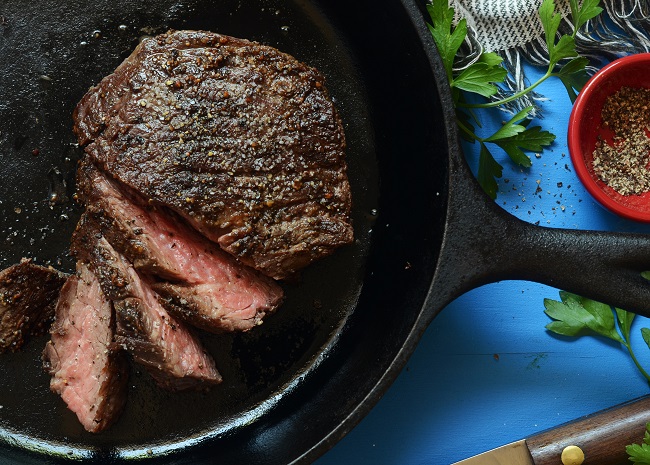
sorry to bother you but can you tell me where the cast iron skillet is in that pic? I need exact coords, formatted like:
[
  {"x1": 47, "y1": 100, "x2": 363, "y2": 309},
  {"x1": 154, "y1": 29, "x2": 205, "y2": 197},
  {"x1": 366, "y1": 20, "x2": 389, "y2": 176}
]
[{"x1": 2, "y1": 0, "x2": 650, "y2": 464}]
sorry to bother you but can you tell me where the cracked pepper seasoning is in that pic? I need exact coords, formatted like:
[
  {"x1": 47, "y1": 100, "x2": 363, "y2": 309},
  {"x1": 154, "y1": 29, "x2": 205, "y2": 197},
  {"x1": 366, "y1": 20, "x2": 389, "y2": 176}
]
[{"x1": 592, "y1": 86, "x2": 650, "y2": 195}]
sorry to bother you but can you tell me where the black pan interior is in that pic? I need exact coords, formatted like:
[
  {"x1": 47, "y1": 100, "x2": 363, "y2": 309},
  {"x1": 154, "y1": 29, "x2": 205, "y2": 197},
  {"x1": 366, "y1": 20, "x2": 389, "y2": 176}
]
[{"x1": 0, "y1": 1, "x2": 448, "y2": 463}]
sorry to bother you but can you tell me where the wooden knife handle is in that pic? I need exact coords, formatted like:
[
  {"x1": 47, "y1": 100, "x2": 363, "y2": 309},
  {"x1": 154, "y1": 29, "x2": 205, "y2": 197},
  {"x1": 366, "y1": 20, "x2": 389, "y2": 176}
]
[{"x1": 527, "y1": 395, "x2": 650, "y2": 465}]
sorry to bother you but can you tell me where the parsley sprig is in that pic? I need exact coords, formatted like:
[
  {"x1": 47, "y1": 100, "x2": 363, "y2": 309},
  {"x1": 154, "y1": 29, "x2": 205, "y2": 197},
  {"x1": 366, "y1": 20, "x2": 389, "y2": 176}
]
[
  {"x1": 426, "y1": 0, "x2": 602, "y2": 198},
  {"x1": 544, "y1": 291, "x2": 650, "y2": 383}
]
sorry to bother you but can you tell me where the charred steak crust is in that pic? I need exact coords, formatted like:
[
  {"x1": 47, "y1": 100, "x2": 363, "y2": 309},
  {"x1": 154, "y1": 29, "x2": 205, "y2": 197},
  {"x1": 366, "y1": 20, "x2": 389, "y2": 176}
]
[
  {"x1": 73, "y1": 30, "x2": 353, "y2": 280},
  {"x1": 0, "y1": 259, "x2": 68, "y2": 352},
  {"x1": 71, "y1": 213, "x2": 133, "y2": 302},
  {"x1": 43, "y1": 264, "x2": 129, "y2": 433}
]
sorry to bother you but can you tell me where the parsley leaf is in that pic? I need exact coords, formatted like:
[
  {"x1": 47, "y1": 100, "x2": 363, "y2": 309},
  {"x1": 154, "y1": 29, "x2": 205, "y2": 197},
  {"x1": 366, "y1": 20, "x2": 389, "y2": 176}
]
[
  {"x1": 477, "y1": 142, "x2": 502, "y2": 200},
  {"x1": 539, "y1": 0, "x2": 579, "y2": 66},
  {"x1": 618, "y1": 308, "x2": 636, "y2": 338},
  {"x1": 495, "y1": 126, "x2": 556, "y2": 167},
  {"x1": 643, "y1": 328, "x2": 650, "y2": 350},
  {"x1": 453, "y1": 61, "x2": 508, "y2": 97},
  {"x1": 628, "y1": 423, "x2": 650, "y2": 464},
  {"x1": 570, "y1": 0, "x2": 603, "y2": 32},
  {"x1": 539, "y1": 0, "x2": 564, "y2": 63},
  {"x1": 556, "y1": 56, "x2": 590, "y2": 103},
  {"x1": 544, "y1": 291, "x2": 623, "y2": 342},
  {"x1": 426, "y1": 2, "x2": 466, "y2": 82},
  {"x1": 484, "y1": 107, "x2": 532, "y2": 141},
  {"x1": 483, "y1": 107, "x2": 556, "y2": 167},
  {"x1": 456, "y1": 108, "x2": 477, "y2": 143},
  {"x1": 544, "y1": 289, "x2": 650, "y2": 384}
]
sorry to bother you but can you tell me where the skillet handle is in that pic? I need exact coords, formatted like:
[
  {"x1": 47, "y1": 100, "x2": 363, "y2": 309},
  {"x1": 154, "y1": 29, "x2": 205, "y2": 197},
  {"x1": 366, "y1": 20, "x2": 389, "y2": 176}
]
[{"x1": 431, "y1": 139, "x2": 650, "y2": 318}]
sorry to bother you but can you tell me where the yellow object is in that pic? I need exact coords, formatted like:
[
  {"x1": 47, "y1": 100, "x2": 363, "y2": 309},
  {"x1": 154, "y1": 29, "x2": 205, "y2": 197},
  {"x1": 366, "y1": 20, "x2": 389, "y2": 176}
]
[{"x1": 561, "y1": 445, "x2": 585, "y2": 465}]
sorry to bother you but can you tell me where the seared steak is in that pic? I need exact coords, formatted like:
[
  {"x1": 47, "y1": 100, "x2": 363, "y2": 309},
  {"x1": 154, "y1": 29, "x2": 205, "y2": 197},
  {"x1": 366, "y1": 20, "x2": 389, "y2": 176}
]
[
  {"x1": 0, "y1": 259, "x2": 67, "y2": 352},
  {"x1": 72, "y1": 217, "x2": 222, "y2": 390},
  {"x1": 43, "y1": 263, "x2": 128, "y2": 433},
  {"x1": 77, "y1": 161, "x2": 283, "y2": 332},
  {"x1": 151, "y1": 281, "x2": 267, "y2": 333},
  {"x1": 73, "y1": 30, "x2": 353, "y2": 280}
]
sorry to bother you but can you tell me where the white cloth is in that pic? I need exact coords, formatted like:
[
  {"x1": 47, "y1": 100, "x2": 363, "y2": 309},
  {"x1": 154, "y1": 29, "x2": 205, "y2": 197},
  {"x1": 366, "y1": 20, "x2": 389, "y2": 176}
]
[{"x1": 451, "y1": 0, "x2": 571, "y2": 52}]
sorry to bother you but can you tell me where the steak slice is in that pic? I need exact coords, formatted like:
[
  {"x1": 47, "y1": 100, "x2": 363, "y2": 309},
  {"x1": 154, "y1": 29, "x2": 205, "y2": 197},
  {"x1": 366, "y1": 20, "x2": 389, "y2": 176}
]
[
  {"x1": 43, "y1": 263, "x2": 128, "y2": 433},
  {"x1": 0, "y1": 259, "x2": 67, "y2": 352},
  {"x1": 73, "y1": 29, "x2": 353, "y2": 280},
  {"x1": 151, "y1": 281, "x2": 267, "y2": 333},
  {"x1": 72, "y1": 216, "x2": 222, "y2": 391},
  {"x1": 77, "y1": 161, "x2": 283, "y2": 332}
]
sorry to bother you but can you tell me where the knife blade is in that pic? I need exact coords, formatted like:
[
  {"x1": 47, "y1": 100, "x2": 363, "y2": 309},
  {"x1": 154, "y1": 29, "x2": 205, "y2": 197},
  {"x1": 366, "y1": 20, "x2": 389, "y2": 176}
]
[{"x1": 452, "y1": 395, "x2": 650, "y2": 465}]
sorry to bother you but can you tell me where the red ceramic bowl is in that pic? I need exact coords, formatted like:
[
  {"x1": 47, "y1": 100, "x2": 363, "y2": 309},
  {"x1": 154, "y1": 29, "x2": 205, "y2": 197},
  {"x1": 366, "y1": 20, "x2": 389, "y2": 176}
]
[{"x1": 568, "y1": 53, "x2": 650, "y2": 222}]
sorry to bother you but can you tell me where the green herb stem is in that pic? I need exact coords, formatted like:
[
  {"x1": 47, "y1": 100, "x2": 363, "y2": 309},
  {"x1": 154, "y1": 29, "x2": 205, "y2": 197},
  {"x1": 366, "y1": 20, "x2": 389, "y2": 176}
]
[
  {"x1": 624, "y1": 341, "x2": 650, "y2": 384},
  {"x1": 455, "y1": 117, "x2": 483, "y2": 143},
  {"x1": 458, "y1": 70, "x2": 553, "y2": 110}
]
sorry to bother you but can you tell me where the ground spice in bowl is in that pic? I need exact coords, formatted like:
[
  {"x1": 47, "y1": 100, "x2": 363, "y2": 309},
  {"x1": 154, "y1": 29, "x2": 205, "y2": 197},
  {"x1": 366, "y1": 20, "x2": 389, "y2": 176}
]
[{"x1": 592, "y1": 86, "x2": 650, "y2": 195}]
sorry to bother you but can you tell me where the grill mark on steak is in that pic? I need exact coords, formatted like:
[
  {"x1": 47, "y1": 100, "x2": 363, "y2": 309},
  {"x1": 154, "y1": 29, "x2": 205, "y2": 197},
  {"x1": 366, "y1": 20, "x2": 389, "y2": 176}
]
[
  {"x1": 0, "y1": 259, "x2": 67, "y2": 353},
  {"x1": 72, "y1": 216, "x2": 222, "y2": 391},
  {"x1": 73, "y1": 29, "x2": 353, "y2": 280},
  {"x1": 75, "y1": 161, "x2": 284, "y2": 333},
  {"x1": 42, "y1": 263, "x2": 128, "y2": 433}
]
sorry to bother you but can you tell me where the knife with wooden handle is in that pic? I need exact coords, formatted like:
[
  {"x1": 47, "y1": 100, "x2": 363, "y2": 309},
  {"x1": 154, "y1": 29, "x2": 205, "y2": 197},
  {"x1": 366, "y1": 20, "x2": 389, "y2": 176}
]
[{"x1": 452, "y1": 395, "x2": 650, "y2": 465}]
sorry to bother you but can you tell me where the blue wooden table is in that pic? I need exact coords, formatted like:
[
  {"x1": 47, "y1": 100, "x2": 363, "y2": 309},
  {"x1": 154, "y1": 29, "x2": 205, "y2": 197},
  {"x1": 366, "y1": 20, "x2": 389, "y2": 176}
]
[{"x1": 315, "y1": 65, "x2": 650, "y2": 464}]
